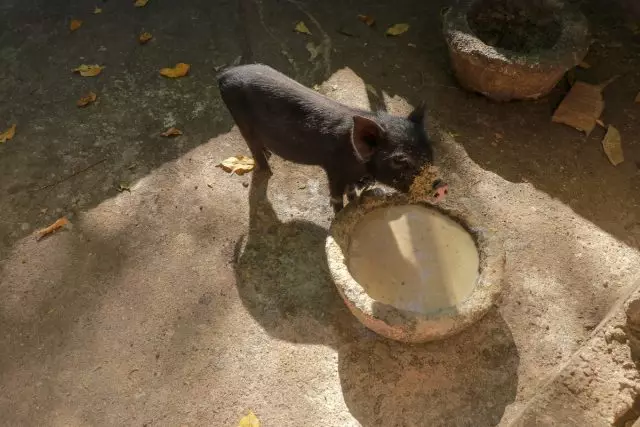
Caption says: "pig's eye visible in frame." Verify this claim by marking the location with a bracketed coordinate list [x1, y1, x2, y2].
[390, 156, 411, 169]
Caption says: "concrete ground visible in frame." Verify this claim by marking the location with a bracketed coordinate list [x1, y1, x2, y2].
[1, 0, 639, 425]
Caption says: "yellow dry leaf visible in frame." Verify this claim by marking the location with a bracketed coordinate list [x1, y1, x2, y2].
[294, 21, 311, 35]
[386, 23, 409, 36]
[134, 0, 149, 7]
[94, 6, 102, 14]
[0, 124, 16, 144]
[552, 81, 604, 135]
[139, 32, 153, 44]
[357, 14, 375, 26]
[602, 125, 624, 166]
[161, 127, 183, 137]
[70, 19, 83, 31]
[73, 64, 104, 77]
[238, 411, 260, 427]
[216, 155, 255, 176]
[160, 63, 190, 78]
[77, 91, 97, 107]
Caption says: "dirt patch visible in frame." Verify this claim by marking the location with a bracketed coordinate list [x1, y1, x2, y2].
[467, 0, 562, 52]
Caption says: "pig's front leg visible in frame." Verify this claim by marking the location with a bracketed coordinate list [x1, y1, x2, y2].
[327, 173, 347, 214]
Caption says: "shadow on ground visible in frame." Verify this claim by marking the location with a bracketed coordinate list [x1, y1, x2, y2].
[234, 172, 519, 426]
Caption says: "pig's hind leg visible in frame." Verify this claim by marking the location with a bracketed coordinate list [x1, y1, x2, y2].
[236, 125, 271, 173]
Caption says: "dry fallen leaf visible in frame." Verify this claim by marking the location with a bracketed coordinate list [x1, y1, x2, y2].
[161, 127, 183, 137]
[635, 92, 640, 104]
[139, 32, 153, 44]
[386, 23, 409, 36]
[357, 14, 375, 26]
[73, 64, 104, 77]
[0, 124, 16, 144]
[552, 81, 604, 135]
[134, 0, 149, 7]
[602, 125, 624, 166]
[117, 181, 131, 192]
[578, 61, 591, 69]
[36, 217, 69, 241]
[294, 21, 311, 35]
[94, 6, 102, 14]
[216, 155, 255, 176]
[70, 19, 83, 31]
[77, 91, 97, 107]
[238, 411, 260, 427]
[160, 63, 190, 78]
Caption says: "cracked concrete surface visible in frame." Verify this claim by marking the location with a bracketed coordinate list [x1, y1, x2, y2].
[1, 0, 640, 425]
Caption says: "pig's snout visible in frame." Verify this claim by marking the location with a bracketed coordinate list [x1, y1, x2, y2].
[431, 180, 448, 202]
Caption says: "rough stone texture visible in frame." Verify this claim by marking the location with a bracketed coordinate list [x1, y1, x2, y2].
[508, 282, 640, 426]
[326, 195, 504, 343]
[0, 0, 639, 426]
[444, 0, 591, 101]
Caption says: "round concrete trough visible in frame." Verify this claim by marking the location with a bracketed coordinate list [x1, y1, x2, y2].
[443, 0, 590, 101]
[326, 195, 504, 343]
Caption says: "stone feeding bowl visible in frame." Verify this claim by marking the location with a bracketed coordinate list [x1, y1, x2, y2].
[326, 194, 504, 343]
[443, 0, 590, 101]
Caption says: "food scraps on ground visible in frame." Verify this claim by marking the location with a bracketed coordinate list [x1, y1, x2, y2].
[216, 155, 255, 176]
[160, 63, 190, 78]
[36, 217, 69, 241]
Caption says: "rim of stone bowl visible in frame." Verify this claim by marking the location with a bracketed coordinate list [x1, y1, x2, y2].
[325, 194, 505, 343]
[443, 0, 590, 71]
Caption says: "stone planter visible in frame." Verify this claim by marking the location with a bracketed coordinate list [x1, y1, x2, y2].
[443, 0, 590, 101]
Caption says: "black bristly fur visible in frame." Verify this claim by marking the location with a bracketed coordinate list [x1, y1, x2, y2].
[218, 64, 434, 213]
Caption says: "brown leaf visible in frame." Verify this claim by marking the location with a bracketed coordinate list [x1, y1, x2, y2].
[161, 127, 183, 137]
[216, 155, 255, 176]
[134, 0, 149, 7]
[139, 32, 153, 44]
[36, 217, 69, 241]
[77, 92, 97, 107]
[357, 14, 375, 26]
[73, 64, 105, 77]
[70, 19, 83, 31]
[552, 81, 604, 135]
[0, 124, 16, 143]
[635, 92, 640, 104]
[602, 125, 624, 166]
[578, 61, 591, 69]
[160, 63, 190, 78]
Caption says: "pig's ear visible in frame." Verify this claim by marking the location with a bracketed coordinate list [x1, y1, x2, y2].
[408, 102, 426, 124]
[351, 115, 383, 162]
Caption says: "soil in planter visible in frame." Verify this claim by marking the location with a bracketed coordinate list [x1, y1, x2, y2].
[468, 0, 562, 53]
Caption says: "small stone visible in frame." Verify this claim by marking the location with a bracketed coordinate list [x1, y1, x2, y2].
[242, 182, 249, 188]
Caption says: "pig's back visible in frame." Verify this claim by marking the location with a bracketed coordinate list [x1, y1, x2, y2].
[218, 64, 355, 165]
